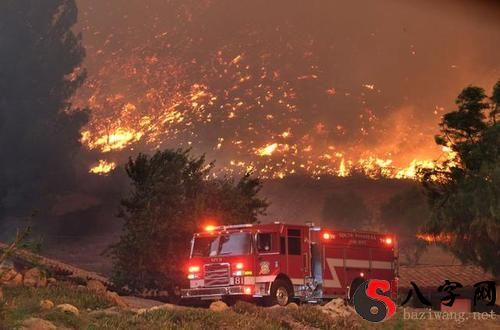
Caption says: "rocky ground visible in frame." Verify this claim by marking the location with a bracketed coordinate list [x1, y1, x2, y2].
[1, 262, 498, 329]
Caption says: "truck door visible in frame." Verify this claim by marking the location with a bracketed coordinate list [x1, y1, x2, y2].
[255, 232, 280, 279]
[282, 227, 310, 284]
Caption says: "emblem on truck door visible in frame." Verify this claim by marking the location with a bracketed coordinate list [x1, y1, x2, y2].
[259, 261, 270, 274]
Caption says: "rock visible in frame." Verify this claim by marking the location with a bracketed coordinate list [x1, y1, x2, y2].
[209, 300, 228, 312]
[135, 303, 177, 315]
[148, 303, 176, 312]
[47, 277, 57, 284]
[1, 269, 23, 287]
[56, 303, 80, 316]
[40, 300, 54, 311]
[0, 260, 14, 270]
[11, 273, 24, 287]
[321, 298, 352, 318]
[268, 304, 283, 309]
[87, 279, 106, 293]
[21, 318, 57, 330]
[23, 268, 47, 288]
[286, 302, 299, 310]
[135, 308, 147, 315]
[105, 291, 128, 308]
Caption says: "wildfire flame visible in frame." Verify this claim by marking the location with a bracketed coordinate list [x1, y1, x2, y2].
[416, 233, 453, 243]
[74, 2, 458, 179]
[89, 160, 116, 175]
[82, 128, 143, 153]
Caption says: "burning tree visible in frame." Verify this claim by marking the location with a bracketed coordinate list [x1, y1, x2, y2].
[422, 80, 500, 275]
[107, 149, 268, 293]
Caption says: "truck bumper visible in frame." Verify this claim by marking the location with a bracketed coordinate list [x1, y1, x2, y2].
[181, 286, 251, 299]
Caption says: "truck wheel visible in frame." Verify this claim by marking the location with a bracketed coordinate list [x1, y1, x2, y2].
[267, 279, 293, 306]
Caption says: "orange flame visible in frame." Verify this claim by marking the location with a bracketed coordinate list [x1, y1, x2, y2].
[89, 160, 116, 175]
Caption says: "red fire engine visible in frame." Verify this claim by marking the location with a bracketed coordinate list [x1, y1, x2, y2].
[181, 222, 398, 306]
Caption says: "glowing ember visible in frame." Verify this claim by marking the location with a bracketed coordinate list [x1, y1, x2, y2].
[256, 143, 278, 156]
[89, 160, 116, 175]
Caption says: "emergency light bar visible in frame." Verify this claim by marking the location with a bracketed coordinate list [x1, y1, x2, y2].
[204, 224, 254, 231]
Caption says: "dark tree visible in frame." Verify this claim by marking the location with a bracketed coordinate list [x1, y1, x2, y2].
[380, 187, 429, 265]
[108, 149, 268, 292]
[0, 1, 88, 218]
[422, 80, 500, 275]
[321, 191, 370, 229]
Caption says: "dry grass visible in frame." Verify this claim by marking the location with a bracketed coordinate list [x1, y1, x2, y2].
[1, 285, 498, 329]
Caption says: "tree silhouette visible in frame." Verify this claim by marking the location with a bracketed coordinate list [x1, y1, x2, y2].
[0, 1, 88, 219]
[422, 80, 500, 275]
[107, 149, 268, 292]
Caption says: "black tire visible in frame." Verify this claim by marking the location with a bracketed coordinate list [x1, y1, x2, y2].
[265, 279, 293, 306]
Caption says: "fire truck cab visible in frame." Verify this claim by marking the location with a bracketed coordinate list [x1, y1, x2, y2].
[181, 223, 398, 306]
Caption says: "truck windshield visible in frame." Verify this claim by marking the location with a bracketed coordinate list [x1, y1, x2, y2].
[191, 232, 252, 257]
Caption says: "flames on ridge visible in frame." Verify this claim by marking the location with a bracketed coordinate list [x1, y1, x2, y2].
[73, 0, 462, 179]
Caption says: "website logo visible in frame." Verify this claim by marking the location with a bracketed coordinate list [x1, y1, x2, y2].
[352, 279, 396, 322]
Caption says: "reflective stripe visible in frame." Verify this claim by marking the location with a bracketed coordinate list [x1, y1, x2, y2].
[256, 275, 276, 283]
[327, 258, 392, 270]
[371, 260, 393, 270]
[324, 258, 393, 288]
[345, 259, 370, 268]
[291, 278, 304, 285]
[324, 258, 342, 288]
[244, 276, 256, 285]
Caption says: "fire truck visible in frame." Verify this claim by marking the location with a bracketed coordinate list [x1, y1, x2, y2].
[181, 222, 398, 306]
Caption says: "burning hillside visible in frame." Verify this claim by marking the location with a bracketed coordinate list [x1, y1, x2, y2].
[73, 0, 500, 179]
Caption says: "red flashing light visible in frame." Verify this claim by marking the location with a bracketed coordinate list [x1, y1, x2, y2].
[235, 262, 244, 270]
[384, 237, 393, 245]
[205, 225, 216, 232]
[244, 287, 252, 295]
[323, 232, 334, 240]
[188, 265, 200, 273]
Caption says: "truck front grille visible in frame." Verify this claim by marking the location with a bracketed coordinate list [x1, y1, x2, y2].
[204, 263, 230, 287]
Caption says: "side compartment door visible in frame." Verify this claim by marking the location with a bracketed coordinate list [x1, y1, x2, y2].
[284, 227, 309, 285]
